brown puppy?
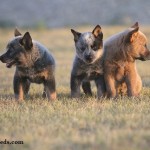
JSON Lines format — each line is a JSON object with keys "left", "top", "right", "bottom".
{"left": 103, "top": 22, "right": 149, "bottom": 98}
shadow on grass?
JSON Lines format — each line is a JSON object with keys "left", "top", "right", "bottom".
{"left": 0, "top": 91, "right": 147, "bottom": 104}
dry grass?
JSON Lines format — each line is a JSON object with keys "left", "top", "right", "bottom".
{"left": 0, "top": 26, "right": 150, "bottom": 150}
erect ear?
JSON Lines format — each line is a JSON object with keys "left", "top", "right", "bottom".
{"left": 71, "top": 29, "right": 81, "bottom": 42}
{"left": 20, "top": 32, "right": 33, "bottom": 50}
{"left": 131, "top": 22, "right": 139, "bottom": 28}
{"left": 14, "top": 28, "right": 22, "bottom": 37}
{"left": 92, "top": 25, "right": 103, "bottom": 38}
{"left": 126, "top": 26, "right": 139, "bottom": 43}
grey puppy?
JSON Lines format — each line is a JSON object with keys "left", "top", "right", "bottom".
{"left": 70, "top": 25, "right": 106, "bottom": 98}
{"left": 0, "top": 29, "right": 56, "bottom": 101}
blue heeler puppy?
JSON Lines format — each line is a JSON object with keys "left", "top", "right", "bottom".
{"left": 0, "top": 29, "right": 56, "bottom": 101}
{"left": 70, "top": 25, "right": 106, "bottom": 98}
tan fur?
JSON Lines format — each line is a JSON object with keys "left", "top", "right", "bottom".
{"left": 15, "top": 83, "right": 24, "bottom": 101}
{"left": 103, "top": 22, "right": 149, "bottom": 98}
{"left": 48, "top": 92, "right": 56, "bottom": 100}
{"left": 116, "top": 72, "right": 142, "bottom": 96}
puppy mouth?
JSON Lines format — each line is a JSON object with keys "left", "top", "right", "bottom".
{"left": 139, "top": 58, "right": 146, "bottom": 61}
{"left": 136, "top": 57, "right": 146, "bottom": 61}
{"left": 6, "top": 60, "right": 16, "bottom": 68}
{"left": 84, "top": 58, "right": 95, "bottom": 64}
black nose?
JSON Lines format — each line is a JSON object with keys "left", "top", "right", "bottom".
{"left": 85, "top": 54, "right": 93, "bottom": 61}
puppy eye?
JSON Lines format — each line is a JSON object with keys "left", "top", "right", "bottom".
{"left": 91, "top": 45, "right": 98, "bottom": 51}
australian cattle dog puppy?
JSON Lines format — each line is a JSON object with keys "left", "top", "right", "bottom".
{"left": 70, "top": 25, "right": 106, "bottom": 98}
{"left": 104, "top": 22, "right": 150, "bottom": 98}
{"left": 0, "top": 29, "right": 56, "bottom": 101}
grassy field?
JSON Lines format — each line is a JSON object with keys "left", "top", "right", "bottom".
{"left": 0, "top": 26, "right": 150, "bottom": 150}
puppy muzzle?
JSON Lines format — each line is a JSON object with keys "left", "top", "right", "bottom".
{"left": 0, "top": 55, "right": 2, "bottom": 61}
{"left": 0, "top": 54, "right": 5, "bottom": 62}
{"left": 85, "top": 54, "right": 93, "bottom": 62}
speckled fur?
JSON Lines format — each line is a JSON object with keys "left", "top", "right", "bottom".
{"left": 70, "top": 25, "right": 106, "bottom": 98}
{"left": 0, "top": 29, "right": 56, "bottom": 101}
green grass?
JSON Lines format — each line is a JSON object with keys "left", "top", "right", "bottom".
{"left": 0, "top": 26, "right": 150, "bottom": 150}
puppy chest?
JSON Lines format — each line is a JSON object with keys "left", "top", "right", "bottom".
{"left": 85, "top": 67, "right": 103, "bottom": 80}
{"left": 115, "top": 67, "right": 125, "bottom": 82}
{"left": 18, "top": 68, "right": 49, "bottom": 83}
{"left": 87, "top": 72, "right": 100, "bottom": 80}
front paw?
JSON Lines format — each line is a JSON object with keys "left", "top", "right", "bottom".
{"left": 71, "top": 92, "right": 80, "bottom": 98}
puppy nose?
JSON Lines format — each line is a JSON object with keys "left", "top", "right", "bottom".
{"left": 85, "top": 54, "right": 92, "bottom": 60}
{"left": 0, "top": 55, "right": 4, "bottom": 62}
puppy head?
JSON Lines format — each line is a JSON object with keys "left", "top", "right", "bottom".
{"left": 71, "top": 25, "right": 103, "bottom": 64}
{"left": 126, "top": 22, "right": 150, "bottom": 61}
{"left": 0, "top": 28, "right": 33, "bottom": 68}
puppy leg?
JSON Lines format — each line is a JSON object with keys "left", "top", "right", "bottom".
{"left": 136, "top": 74, "right": 142, "bottom": 96}
{"left": 70, "top": 74, "right": 82, "bottom": 98}
{"left": 82, "top": 81, "right": 92, "bottom": 96}
{"left": 105, "top": 74, "right": 117, "bottom": 98}
{"left": 125, "top": 72, "right": 140, "bottom": 97}
{"left": 42, "top": 87, "right": 46, "bottom": 98}
{"left": 44, "top": 76, "right": 56, "bottom": 101}
{"left": 22, "top": 79, "right": 30, "bottom": 95}
{"left": 13, "top": 75, "right": 24, "bottom": 101}
{"left": 95, "top": 75, "right": 106, "bottom": 99}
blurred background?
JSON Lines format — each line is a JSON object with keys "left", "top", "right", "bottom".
{"left": 0, "top": 0, "right": 150, "bottom": 28}
{"left": 0, "top": 2, "right": 150, "bottom": 150}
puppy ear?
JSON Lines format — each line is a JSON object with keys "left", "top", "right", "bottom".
{"left": 126, "top": 26, "right": 139, "bottom": 43}
{"left": 131, "top": 22, "right": 139, "bottom": 28}
{"left": 92, "top": 25, "right": 102, "bottom": 38}
{"left": 71, "top": 29, "right": 81, "bottom": 42}
{"left": 14, "top": 28, "right": 22, "bottom": 37}
{"left": 20, "top": 32, "right": 33, "bottom": 50}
